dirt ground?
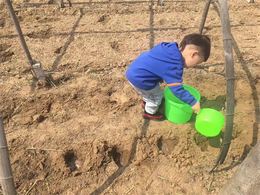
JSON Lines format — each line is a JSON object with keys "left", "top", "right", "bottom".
{"left": 0, "top": 0, "right": 260, "bottom": 194}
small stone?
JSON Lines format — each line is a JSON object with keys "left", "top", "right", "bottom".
{"left": 72, "top": 171, "right": 82, "bottom": 177}
{"left": 93, "top": 147, "right": 98, "bottom": 154}
{"left": 75, "top": 160, "right": 82, "bottom": 169}
{"left": 22, "top": 116, "right": 32, "bottom": 125}
{"left": 33, "top": 114, "right": 45, "bottom": 123}
{"left": 208, "top": 66, "right": 216, "bottom": 72}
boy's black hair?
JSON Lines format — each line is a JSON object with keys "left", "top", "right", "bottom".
{"left": 179, "top": 33, "right": 211, "bottom": 62}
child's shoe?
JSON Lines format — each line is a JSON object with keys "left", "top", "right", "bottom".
{"left": 141, "top": 101, "right": 146, "bottom": 109}
{"left": 142, "top": 111, "right": 165, "bottom": 121}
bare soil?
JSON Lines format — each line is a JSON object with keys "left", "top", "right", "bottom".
{"left": 0, "top": 0, "right": 260, "bottom": 194}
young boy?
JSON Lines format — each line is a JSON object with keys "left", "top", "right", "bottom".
{"left": 126, "top": 33, "right": 211, "bottom": 121}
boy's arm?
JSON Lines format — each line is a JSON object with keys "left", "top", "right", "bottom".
{"left": 168, "top": 84, "right": 197, "bottom": 106}
{"left": 163, "top": 67, "right": 197, "bottom": 106}
{"left": 169, "top": 84, "right": 201, "bottom": 114}
{"left": 191, "top": 101, "right": 200, "bottom": 114}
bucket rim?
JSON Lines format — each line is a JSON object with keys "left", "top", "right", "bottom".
{"left": 196, "top": 108, "right": 225, "bottom": 121}
{"left": 164, "top": 84, "right": 201, "bottom": 105}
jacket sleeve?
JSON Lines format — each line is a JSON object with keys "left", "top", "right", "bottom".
{"left": 163, "top": 67, "right": 198, "bottom": 106}
{"left": 168, "top": 85, "right": 197, "bottom": 106}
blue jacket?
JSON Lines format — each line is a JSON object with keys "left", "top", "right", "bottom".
{"left": 126, "top": 42, "right": 197, "bottom": 106}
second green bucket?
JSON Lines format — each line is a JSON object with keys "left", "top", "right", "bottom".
{"left": 164, "top": 85, "right": 201, "bottom": 124}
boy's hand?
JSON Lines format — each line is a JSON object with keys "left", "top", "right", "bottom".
{"left": 191, "top": 101, "right": 200, "bottom": 114}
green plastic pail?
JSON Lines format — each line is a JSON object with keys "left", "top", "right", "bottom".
{"left": 195, "top": 108, "right": 225, "bottom": 137}
{"left": 164, "top": 85, "right": 201, "bottom": 124}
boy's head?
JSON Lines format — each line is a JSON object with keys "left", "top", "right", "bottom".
{"left": 179, "top": 34, "right": 211, "bottom": 68}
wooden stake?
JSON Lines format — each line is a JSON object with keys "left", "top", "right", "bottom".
{"left": 218, "top": 0, "right": 235, "bottom": 164}
{"left": 210, "top": 0, "right": 235, "bottom": 170}
{"left": 0, "top": 112, "right": 17, "bottom": 195}
{"left": 220, "top": 142, "right": 260, "bottom": 194}
{"left": 199, "top": 0, "right": 212, "bottom": 34}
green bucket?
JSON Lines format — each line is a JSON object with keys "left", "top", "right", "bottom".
{"left": 164, "top": 85, "right": 201, "bottom": 124}
{"left": 195, "top": 108, "right": 225, "bottom": 137}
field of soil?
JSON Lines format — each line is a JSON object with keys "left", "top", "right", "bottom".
{"left": 0, "top": 0, "right": 260, "bottom": 194}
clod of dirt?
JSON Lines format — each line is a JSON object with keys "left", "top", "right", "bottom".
{"left": 157, "top": 137, "right": 180, "bottom": 155}
{"left": 0, "top": 18, "right": 5, "bottom": 27}
{"left": 54, "top": 46, "right": 65, "bottom": 54}
{"left": 32, "top": 114, "right": 45, "bottom": 123}
{"left": 0, "top": 44, "right": 14, "bottom": 63}
{"left": 110, "top": 41, "right": 121, "bottom": 51}
{"left": 36, "top": 79, "right": 51, "bottom": 89}
{"left": 64, "top": 151, "right": 79, "bottom": 172}
{"left": 0, "top": 44, "right": 10, "bottom": 52}
{"left": 98, "top": 14, "right": 109, "bottom": 22}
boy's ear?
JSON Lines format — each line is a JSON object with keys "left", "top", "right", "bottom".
{"left": 191, "top": 50, "right": 199, "bottom": 58}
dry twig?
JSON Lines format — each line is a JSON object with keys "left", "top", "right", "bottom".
{"left": 158, "top": 175, "right": 168, "bottom": 180}
{"left": 25, "top": 180, "right": 38, "bottom": 195}
{"left": 25, "top": 174, "right": 46, "bottom": 195}
{"left": 125, "top": 186, "right": 134, "bottom": 194}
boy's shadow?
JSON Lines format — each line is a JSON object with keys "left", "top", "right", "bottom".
{"left": 201, "top": 95, "right": 226, "bottom": 110}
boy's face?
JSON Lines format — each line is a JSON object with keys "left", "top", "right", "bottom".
{"left": 181, "top": 45, "right": 205, "bottom": 68}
